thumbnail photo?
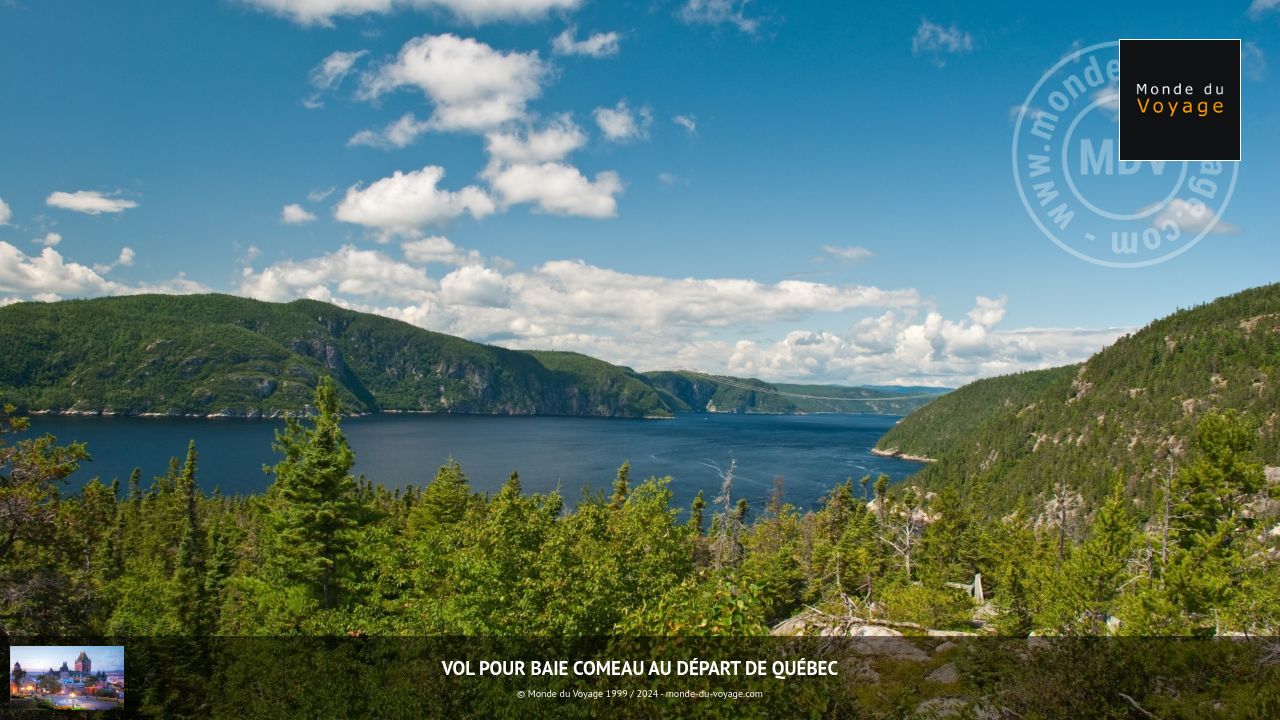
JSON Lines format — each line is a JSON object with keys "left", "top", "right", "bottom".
{"left": 8, "top": 646, "right": 124, "bottom": 712}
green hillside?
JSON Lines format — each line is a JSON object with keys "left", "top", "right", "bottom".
{"left": 875, "top": 365, "right": 1077, "bottom": 460}
{"left": 643, "top": 371, "right": 944, "bottom": 415}
{"left": 0, "top": 294, "right": 932, "bottom": 419}
{"left": 0, "top": 294, "right": 671, "bottom": 418}
{"left": 879, "top": 283, "right": 1280, "bottom": 509}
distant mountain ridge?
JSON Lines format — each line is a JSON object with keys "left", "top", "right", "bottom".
{"left": 643, "top": 371, "right": 946, "bottom": 415}
{"left": 876, "top": 283, "right": 1280, "bottom": 510}
{"left": 0, "top": 294, "right": 942, "bottom": 419}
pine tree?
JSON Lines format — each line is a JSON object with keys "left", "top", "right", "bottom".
{"left": 1061, "top": 481, "right": 1135, "bottom": 633}
{"left": 0, "top": 399, "right": 90, "bottom": 637}
{"left": 609, "top": 461, "right": 631, "bottom": 509}
{"left": 1170, "top": 410, "right": 1265, "bottom": 546}
{"left": 687, "top": 490, "right": 706, "bottom": 536}
{"left": 172, "top": 441, "right": 208, "bottom": 633}
{"left": 411, "top": 460, "right": 471, "bottom": 534}
{"left": 1128, "top": 411, "right": 1266, "bottom": 634}
{"left": 264, "top": 377, "right": 360, "bottom": 610}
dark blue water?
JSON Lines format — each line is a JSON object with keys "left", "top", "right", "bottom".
{"left": 23, "top": 413, "right": 922, "bottom": 511}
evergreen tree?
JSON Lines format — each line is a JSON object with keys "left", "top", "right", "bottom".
{"left": 0, "top": 399, "right": 90, "bottom": 638}
{"left": 1126, "top": 411, "right": 1268, "bottom": 634}
{"left": 172, "top": 441, "right": 208, "bottom": 633}
{"left": 609, "top": 461, "right": 630, "bottom": 509}
{"left": 1170, "top": 410, "right": 1265, "bottom": 546}
{"left": 1059, "top": 481, "right": 1136, "bottom": 634}
{"left": 688, "top": 490, "right": 706, "bottom": 536}
{"left": 411, "top": 459, "right": 471, "bottom": 534}
{"left": 264, "top": 377, "right": 360, "bottom": 610}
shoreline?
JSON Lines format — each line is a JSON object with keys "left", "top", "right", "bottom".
{"left": 870, "top": 447, "right": 936, "bottom": 463}
{"left": 22, "top": 407, "right": 910, "bottom": 422}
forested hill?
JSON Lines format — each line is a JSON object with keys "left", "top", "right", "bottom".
{"left": 643, "top": 371, "right": 946, "bottom": 415}
{"left": 0, "top": 294, "right": 937, "bottom": 418}
{"left": 877, "top": 282, "right": 1280, "bottom": 509}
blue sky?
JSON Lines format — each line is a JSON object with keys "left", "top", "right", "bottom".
{"left": 9, "top": 646, "right": 125, "bottom": 673}
{"left": 1, "top": 0, "right": 1277, "bottom": 385}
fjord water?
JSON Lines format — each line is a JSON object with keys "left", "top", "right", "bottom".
{"left": 28, "top": 413, "right": 921, "bottom": 511}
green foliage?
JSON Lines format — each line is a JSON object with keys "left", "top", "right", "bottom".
{"left": 263, "top": 377, "right": 361, "bottom": 612}
{"left": 1170, "top": 409, "right": 1266, "bottom": 544}
{"left": 876, "top": 365, "right": 1073, "bottom": 462}
{"left": 615, "top": 573, "right": 769, "bottom": 635}
{"left": 5, "top": 372, "right": 1278, "bottom": 667}
{"left": 0, "top": 398, "right": 92, "bottom": 637}
{"left": 0, "top": 294, "right": 675, "bottom": 418}
{"left": 879, "top": 282, "right": 1280, "bottom": 512}
{"left": 0, "top": 294, "right": 939, "bottom": 421}
{"left": 878, "top": 582, "right": 973, "bottom": 630}
{"left": 1036, "top": 482, "right": 1138, "bottom": 634}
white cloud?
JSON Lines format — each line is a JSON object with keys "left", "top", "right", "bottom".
{"left": 401, "top": 235, "right": 480, "bottom": 265}
{"left": 1244, "top": 41, "right": 1267, "bottom": 81}
{"left": 239, "top": 244, "right": 436, "bottom": 304}
{"left": 234, "top": 239, "right": 1120, "bottom": 385}
{"left": 282, "top": 203, "right": 318, "bottom": 224}
{"left": 1149, "top": 198, "right": 1240, "bottom": 236}
{"left": 93, "top": 247, "right": 136, "bottom": 274}
{"left": 1008, "top": 104, "right": 1045, "bottom": 123}
{"left": 308, "top": 187, "right": 337, "bottom": 203}
{"left": 304, "top": 49, "right": 368, "bottom": 108}
{"left": 0, "top": 197, "right": 10, "bottom": 225}
{"left": 680, "top": 0, "right": 759, "bottom": 33}
{"left": 0, "top": 241, "right": 204, "bottom": 299}
{"left": 510, "top": 262, "right": 918, "bottom": 329}
{"left": 440, "top": 264, "right": 510, "bottom": 306}
{"left": 1249, "top": 0, "right": 1280, "bottom": 18}
{"left": 34, "top": 232, "right": 62, "bottom": 247}
{"left": 241, "top": 0, "right": 395, "bottom": 26}
{"left": 428, "top": 0, "right": 583, "bottom": 22}
{"left": 334, "top": 165, "right": 495, "bottom": 238}
{"left": 484, "top": 114, "right": 586, "bottom": 164}
{"left": 242, "top": 0, "right": 583, "bottom": 26}
{"left": 486, "top": 162, "right": 621, "bottom": 217}
{"left": 359, "top": 34, "right": 548, "bottom": 133}
{"left": 1059, "top": 39, "right": 1085, "bottom": 62}
{"left": 46, "top": 191, "right": 138, "bottom": 215}
{"left": 0, "top": 242, "right": 112, "bottom": 295}
{"left": 238, "top": 245, "right": 917, "bottom": 345}
{"left": 967, "top": 295, "right": 1005, "bottom": 327}
{"left": 477, "top": 114, "right": 619, "bottom": 218}
{"left": 912, "top": 19, "right": 973, "bottom": 66}
{"left": 657, "top": 172, "right": 688, "bottom": 187}
{"left": 1093, "top": 82, "right": 1119, "bottom": 120}
{"left": 821, "top": 245, "right": 873, "bottom": 263}
{"left": 726, "top": 298, "right": 1122, "bottom": 386}
{"left": 310, "top": 49, "right": 368, "bottom": 89}
{"left": 673, "top": 114, "right": 697, "bottom": 135}
{"left": 552, "top": 26, "right": 621, "bottom": 58}
{"left": 347, "top": 112, "right": 432, "bottom": 148}
{"left": 593, "top": 100, "right": 652, "bottom": 143}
